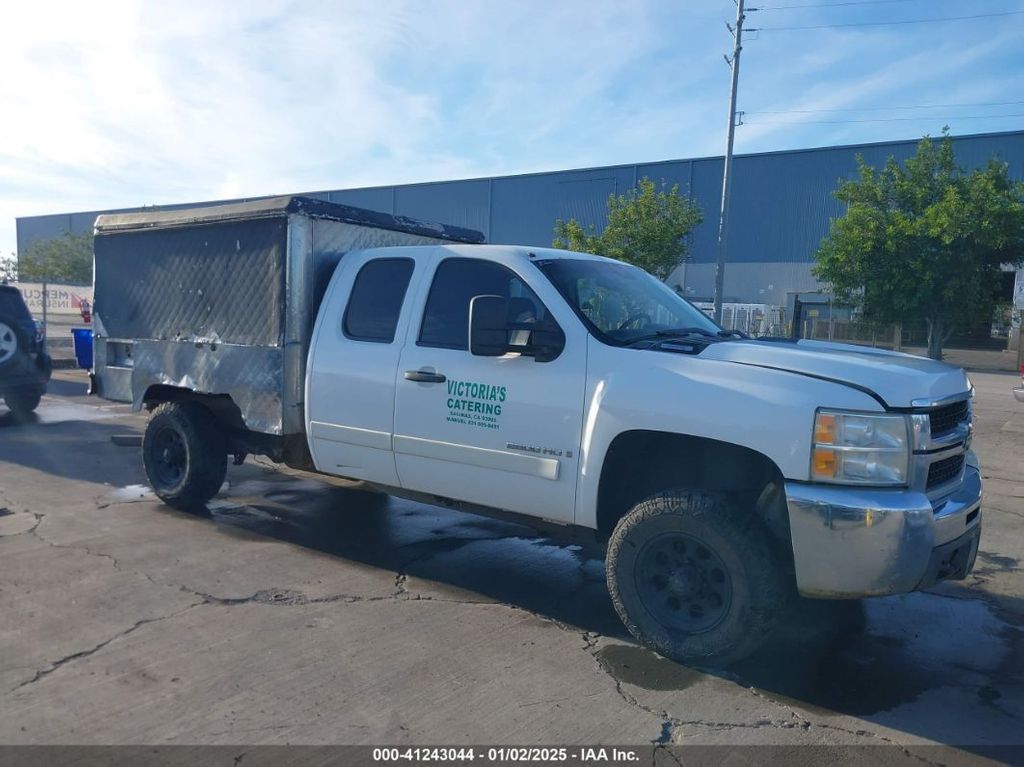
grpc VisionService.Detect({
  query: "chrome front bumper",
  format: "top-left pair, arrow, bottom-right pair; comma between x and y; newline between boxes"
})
785,464 -> 982,598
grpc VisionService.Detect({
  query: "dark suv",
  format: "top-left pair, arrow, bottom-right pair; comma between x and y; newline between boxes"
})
0,284 -> 51,416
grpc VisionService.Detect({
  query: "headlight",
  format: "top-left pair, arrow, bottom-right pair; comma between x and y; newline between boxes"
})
811,410 -> 909,486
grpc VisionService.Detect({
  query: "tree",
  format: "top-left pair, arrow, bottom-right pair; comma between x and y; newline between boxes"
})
0,253 -> 16,283
553,177 -> 703,280
17,232 -> 94,285
813,131 -> 1024,360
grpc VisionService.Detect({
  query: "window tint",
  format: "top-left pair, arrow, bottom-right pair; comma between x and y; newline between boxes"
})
419,258 -> 549,350
343,258 -> 415,343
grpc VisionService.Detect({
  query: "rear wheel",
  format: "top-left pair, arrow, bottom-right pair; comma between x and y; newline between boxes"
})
0,315 -> 27,373
606,489 -> 791,667
4,385 -> 43,416
142,401 -> 227,510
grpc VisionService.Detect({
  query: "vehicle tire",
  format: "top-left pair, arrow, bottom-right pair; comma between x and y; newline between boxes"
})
0,313 -> 28,373
142,401 -> 227,511
4,385 -> 43,416
606,489 -> 791,668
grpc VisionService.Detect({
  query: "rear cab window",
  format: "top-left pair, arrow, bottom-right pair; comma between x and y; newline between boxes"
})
342,258 -> 415,343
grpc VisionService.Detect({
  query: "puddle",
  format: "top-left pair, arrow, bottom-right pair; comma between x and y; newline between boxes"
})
104,484 -> 157,503
585,592 -> 1021,719
596,644 -> 705,691
729,593 -> 1016,716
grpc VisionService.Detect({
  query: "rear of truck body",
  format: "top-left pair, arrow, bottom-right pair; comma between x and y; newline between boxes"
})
91,195 -> 484,463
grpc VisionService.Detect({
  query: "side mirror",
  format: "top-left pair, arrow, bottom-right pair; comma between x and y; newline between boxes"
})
469,295 -> 509,357
468,294 -> 566,363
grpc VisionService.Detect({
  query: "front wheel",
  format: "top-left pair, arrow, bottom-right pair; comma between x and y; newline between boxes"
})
142,401 -> 227,510
606,490 -> 791,667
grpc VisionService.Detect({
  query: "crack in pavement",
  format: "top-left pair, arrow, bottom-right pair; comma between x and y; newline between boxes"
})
580,631 -> 945,752
12,601 -> 204,693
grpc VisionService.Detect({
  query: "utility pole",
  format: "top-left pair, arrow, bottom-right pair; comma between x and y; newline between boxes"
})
712,0 -> 745,324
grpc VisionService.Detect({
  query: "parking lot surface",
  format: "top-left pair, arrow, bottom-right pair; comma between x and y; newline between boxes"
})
1,370 -> 1022,753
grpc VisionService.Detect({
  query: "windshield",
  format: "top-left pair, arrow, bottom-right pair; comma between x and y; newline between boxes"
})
534,257 -> 720,345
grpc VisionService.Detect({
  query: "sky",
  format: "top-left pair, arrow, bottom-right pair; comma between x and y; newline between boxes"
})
2,0 -> 1023,256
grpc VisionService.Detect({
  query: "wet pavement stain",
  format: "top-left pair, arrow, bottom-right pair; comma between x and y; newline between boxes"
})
596,644 -> 705,692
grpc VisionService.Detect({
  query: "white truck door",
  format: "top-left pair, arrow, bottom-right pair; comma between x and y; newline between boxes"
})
393,254 -> 587,524
306,251 -> 423,485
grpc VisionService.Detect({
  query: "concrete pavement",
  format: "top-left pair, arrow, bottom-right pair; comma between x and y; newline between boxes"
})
0,370 -> 1021,754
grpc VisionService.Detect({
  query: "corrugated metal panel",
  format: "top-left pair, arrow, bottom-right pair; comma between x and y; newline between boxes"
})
326,187 -> 393,213
16,129 -> 1024,304
395,180 -> 490,237
489,166 -> 636,245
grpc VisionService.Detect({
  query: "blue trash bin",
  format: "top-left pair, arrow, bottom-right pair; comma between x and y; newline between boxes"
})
72,328 -> 93,369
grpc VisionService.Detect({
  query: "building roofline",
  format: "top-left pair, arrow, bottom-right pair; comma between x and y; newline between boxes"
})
311,128 -> 1024,193
17,127 -> 1024,222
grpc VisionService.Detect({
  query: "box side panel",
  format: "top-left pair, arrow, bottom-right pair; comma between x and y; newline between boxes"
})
93,218 -> 291,435
94,218 -> 287,345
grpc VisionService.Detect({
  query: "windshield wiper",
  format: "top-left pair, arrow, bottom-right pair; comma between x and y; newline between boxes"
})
626,327 -> 720,345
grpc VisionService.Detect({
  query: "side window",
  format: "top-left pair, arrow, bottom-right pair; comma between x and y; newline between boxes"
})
419,258 -> 550,350
342,258 -> 415,343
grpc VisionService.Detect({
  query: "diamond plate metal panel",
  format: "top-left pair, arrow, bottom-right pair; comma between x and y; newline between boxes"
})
94,218 -> 287,346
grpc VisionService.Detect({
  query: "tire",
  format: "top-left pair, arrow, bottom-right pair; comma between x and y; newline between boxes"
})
4,385 -> 43,416
142,401 -> 227,511
0,313 -> 29,373
606,489 -> 791,668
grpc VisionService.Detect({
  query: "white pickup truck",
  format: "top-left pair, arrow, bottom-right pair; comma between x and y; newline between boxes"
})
91,196 -> 982,666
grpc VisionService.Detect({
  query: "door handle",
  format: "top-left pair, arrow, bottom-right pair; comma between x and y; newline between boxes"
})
404,369 -> 447,384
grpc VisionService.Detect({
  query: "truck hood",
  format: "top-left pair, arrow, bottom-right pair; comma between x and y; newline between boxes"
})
700,339 -> 970,408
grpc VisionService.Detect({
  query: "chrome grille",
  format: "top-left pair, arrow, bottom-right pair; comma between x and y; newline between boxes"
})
927,454 -> 965,490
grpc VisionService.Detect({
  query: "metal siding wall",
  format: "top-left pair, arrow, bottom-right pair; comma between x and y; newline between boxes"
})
634,160 -> 694,195
326,188 -> 393,213
394,180 -> 490,238
15,131 -> 1024,306
17,214 -> 73,252
687,157 -> 726,264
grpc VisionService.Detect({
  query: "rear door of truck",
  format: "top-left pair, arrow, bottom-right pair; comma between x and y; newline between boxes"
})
306,248 -> 427,486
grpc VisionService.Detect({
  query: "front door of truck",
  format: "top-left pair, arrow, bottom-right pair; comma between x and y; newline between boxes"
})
393,254 -> 587,524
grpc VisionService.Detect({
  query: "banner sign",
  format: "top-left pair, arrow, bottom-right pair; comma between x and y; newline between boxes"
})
9,282 -> 94,316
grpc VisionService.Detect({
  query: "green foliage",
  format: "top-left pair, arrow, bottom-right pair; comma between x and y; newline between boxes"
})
813,131 -> 1024,359
553,177 -> 703,281
18,232 -> 94,285
0,253 -> 16,283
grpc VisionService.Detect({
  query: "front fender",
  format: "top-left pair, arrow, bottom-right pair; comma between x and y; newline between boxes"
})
573,339 -> 882,528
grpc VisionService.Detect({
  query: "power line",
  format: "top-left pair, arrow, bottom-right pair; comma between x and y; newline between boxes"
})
748,10 -> 1024,31
746,100 -> 1024,115
744,113 -> 1024,124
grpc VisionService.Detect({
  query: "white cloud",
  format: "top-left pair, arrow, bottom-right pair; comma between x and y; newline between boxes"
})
1,0 -> 1021,257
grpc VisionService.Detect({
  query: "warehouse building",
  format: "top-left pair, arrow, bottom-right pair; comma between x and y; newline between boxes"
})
15,129 -> 1024,313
